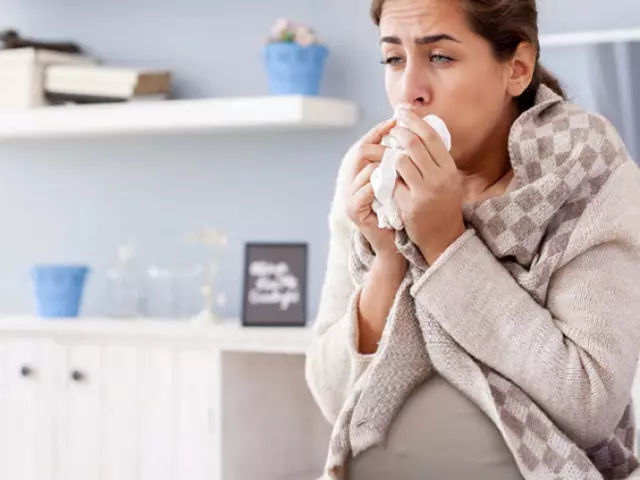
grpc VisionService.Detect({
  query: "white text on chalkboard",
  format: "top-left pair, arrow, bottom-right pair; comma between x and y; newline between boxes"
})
248,260 -> 300,310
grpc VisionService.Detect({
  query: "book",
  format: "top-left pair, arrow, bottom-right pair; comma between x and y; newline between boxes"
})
45,66 -> 172,100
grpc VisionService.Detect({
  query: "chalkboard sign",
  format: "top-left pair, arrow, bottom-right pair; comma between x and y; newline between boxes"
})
241,242 -> 308,327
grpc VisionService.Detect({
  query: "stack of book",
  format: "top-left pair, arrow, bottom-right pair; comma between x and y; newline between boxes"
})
0,47 -> 173,110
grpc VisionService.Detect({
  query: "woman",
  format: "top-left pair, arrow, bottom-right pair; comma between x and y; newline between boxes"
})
305,0 -> 640,479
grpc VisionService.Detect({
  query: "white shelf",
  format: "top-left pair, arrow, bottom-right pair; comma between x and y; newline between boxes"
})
0,316 -> 314,354
540,28 -> 640,47
0,95 -> 358,140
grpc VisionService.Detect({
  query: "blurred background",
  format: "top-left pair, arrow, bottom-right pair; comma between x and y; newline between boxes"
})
0,0 -> 638,479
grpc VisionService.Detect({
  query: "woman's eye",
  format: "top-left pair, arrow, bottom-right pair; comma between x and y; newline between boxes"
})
431,54 -> 453,65
380,56 -> 403,66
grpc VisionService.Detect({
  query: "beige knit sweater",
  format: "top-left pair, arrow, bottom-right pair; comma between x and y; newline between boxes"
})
306,86 -> 640,479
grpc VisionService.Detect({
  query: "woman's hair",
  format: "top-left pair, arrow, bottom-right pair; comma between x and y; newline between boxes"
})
370,0 -> 566,112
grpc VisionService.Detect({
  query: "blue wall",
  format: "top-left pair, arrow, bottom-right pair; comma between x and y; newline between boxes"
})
0,0 -> 637,319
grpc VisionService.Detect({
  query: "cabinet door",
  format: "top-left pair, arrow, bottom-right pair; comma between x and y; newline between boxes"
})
175,348 -> 220,480
100,345 -> 139,480
58,342 -> 164,480
136,346 -> 220,480
137,346 -> 177,480
55,342 -> 102,480
3,338 -> 58,480
51,341 -> 220,480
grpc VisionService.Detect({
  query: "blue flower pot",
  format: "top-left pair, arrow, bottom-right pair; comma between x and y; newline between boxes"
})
263,42 -> 329,96
30,265 -> 90,318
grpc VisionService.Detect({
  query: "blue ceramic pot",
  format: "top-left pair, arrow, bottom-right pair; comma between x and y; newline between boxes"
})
264,42 -> 329,96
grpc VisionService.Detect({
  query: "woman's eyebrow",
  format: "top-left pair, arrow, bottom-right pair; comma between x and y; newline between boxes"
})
380,34 -> 461,45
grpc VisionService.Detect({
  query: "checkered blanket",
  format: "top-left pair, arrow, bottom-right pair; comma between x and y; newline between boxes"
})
322,85 -> 639,480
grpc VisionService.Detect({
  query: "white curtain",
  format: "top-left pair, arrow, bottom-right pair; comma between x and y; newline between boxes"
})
588,43 -> 639,162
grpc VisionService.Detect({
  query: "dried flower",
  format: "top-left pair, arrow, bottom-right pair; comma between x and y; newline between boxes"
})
267,18 -> 321,46
271,18 -> 292,39
295,26 -> 317,47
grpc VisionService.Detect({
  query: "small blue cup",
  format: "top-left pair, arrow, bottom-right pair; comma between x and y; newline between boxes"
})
30,265 -> 90,318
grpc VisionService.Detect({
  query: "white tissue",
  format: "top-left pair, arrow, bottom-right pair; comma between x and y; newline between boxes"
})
370,111 -> 452,230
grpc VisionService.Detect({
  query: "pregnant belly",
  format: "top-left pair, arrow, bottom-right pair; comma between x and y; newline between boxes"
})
347,375 -> 523,480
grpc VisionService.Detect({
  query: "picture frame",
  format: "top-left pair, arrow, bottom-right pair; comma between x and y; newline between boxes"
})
241,242 -> 308,327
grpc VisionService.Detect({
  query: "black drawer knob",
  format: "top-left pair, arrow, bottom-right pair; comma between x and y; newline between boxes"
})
71,370 -> 85,382
20,365 -> 33,377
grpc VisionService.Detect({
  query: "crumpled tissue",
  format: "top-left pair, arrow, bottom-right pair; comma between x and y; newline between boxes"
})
370,110 -> 452,230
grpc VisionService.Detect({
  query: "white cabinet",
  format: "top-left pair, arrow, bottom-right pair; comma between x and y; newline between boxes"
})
0,318 -> 328,480
0,338 -> 220,480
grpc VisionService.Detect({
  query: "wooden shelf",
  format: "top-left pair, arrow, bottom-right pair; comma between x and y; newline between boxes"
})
540,28 -> 640,48
0,95 -> 358,140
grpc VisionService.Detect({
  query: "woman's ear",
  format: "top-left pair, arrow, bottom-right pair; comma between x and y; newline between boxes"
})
507,42 -> 537,97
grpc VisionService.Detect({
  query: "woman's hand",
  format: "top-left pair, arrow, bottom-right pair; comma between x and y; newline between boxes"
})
391,106 -> 466,264
345,118 -> 405,264
344,119 -> 408,354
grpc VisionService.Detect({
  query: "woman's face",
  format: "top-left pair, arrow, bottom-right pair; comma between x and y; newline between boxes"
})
379,0 -> 519,168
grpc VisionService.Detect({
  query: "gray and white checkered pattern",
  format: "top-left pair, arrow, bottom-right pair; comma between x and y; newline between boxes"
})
321,85 -> 638,480
466,99 -> 626,304
487,370 -> 601,479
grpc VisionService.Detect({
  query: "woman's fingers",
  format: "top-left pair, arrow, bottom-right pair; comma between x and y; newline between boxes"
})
393,178 -> 411,214
350,143 -> 386,179
396,107 -> 454,171
347,182 -> 376,223
389,126 -> 437,179
351,162 -> 378,194
358,144 -> 387,164
363,117 -> 397,145
348,118 -> 397,181
353,182 -> 375,206
394,153 -> 422,191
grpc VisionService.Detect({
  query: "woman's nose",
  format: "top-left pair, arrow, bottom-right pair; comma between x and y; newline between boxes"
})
399,64 -> 431,108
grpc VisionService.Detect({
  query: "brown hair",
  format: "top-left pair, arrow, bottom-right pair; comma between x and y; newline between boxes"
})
370,0 -> 566,112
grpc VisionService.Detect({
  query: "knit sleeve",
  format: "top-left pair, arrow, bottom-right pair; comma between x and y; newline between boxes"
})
410,161 -> 640,448
305,144 -> 375,424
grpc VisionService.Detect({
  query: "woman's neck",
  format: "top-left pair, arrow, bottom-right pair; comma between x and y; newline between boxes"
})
461,156 -> 513,203
460,107 -> 519,203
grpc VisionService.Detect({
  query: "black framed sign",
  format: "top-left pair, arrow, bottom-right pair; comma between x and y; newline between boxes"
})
241,242 -> 308,327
